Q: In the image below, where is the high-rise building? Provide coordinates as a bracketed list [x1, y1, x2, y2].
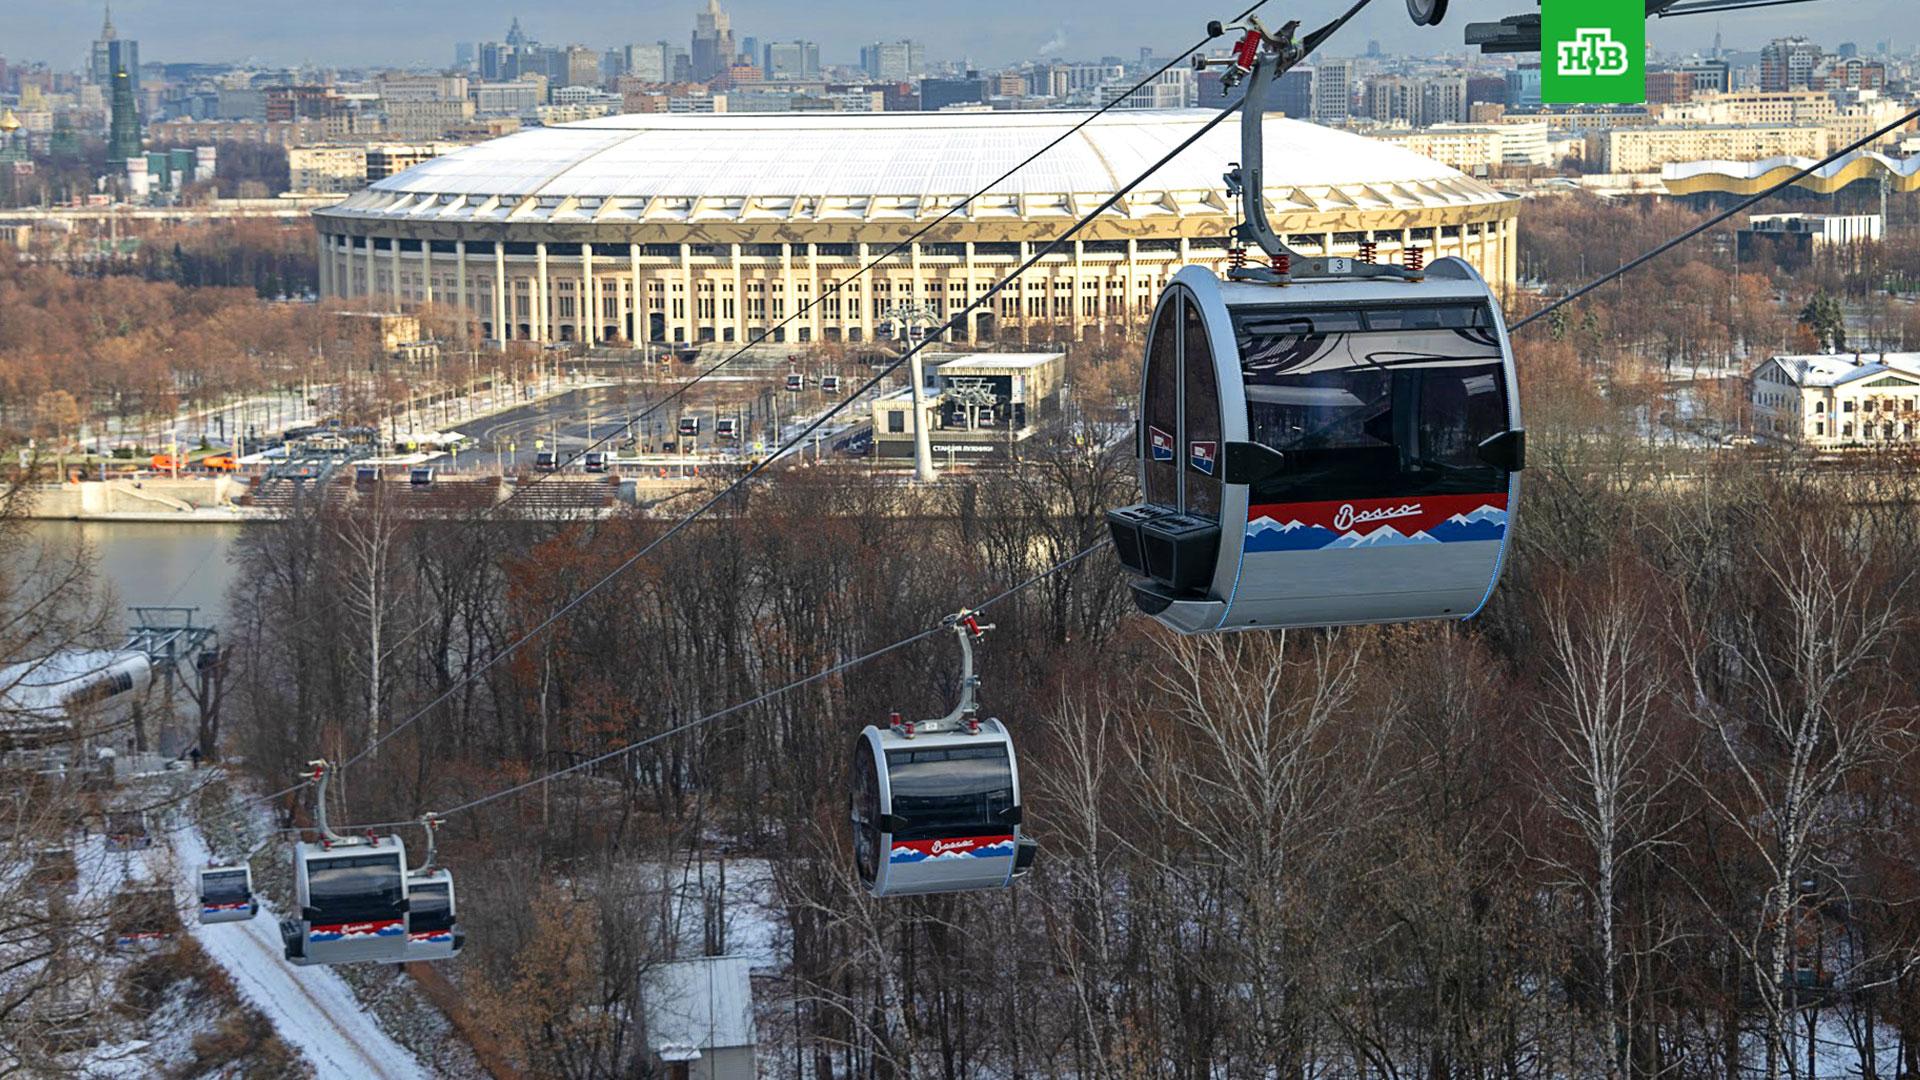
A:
[564, 45, 600, 88]
[1311, 59, 1353, 125]
[764, 41, 820, 80]
[108, 67, 140, 162]
[506, 17, 530, 49]
[1274, 68, 1313, 118]
[691, 0, 735, 82]
[625, 43, 669, 82]
[739, 37, 760, 68]
[1506, 65, 1542, 108]
[90, 7, 139, 99]
[1100, 67, 1192, 110]
[454, 43, 476, 70]
[1760, 37, 1822, 91]
[921, 72, 986, 111]
[1681, 58, 1733, 95]
[861, 41, 926, 82]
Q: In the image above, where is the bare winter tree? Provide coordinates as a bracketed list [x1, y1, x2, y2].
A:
[1680, 513, 1916, 1080]
[1530, 556, 1682, 1080]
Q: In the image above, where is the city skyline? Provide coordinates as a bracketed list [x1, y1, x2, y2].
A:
[8, 0, 1920, 72]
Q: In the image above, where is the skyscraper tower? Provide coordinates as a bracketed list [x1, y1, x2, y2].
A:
[506, 16, 529, 49]
[108, 67, 141, 163]
[90, 6, 140, 98]
[691, 0, 734, 82]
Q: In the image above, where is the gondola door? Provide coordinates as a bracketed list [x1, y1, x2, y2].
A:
[1123, 286, 1228, 595]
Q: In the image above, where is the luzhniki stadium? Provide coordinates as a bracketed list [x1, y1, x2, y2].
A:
[312, 109, 1519, 346]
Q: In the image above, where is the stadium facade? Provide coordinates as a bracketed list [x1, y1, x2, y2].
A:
[312, 110, 1519, 346]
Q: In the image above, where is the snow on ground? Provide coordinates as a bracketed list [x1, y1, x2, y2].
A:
[656, 857, 784, 972]
[174, 827, 430, 1080]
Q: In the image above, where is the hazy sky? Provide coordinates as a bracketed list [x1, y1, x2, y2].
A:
[9, 0, 1917, 71]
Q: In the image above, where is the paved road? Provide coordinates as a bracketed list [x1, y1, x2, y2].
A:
[462, 380, 851, 468]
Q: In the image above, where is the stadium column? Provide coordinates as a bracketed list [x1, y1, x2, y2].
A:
[629, 243, 642, 345]
[535, 242, 549, 343]
[318, 235, 332, 298]
[678, 243, 694, 346]
[1075, 239, 1089, 341]
[420, 240, 433, 305]
[806, 244, 820, 345]
[455, 241, 468, 331]
[389, 236, 401, 306]
[963, 242, 977, 342]
[1015, 242, 1028, 345]
[582, 243, 596, 345]
[1125, 238, 1138, 333]
[781, 244, 795, 344]
[856, 243, 872, 344]
[492, 242, 506, 345]
[731, 243, 744, 346]
[364, 237, 376, 301]
[907, 240, 922, 341]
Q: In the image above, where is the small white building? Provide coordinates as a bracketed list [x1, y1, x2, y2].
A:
[641, 955, 756, 1080]
[1751, 352, 1920, 447]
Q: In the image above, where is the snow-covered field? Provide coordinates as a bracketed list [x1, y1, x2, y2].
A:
[173, 828, 431, 1080]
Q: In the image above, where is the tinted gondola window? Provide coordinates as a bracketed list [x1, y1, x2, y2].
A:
[409, 882, 455, 933]
[1235, 304, 1509, 505]
[1183, 299, 1222, 520]
[308, 854, 404, 918]
[850, 741, 881, 883]
[202, 870, 250, 902]
[884, 745, 1014, 841]
[1142, 299, 1180, 506]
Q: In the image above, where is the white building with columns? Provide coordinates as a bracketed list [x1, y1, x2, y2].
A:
[1752, 352, 1920, 447]
[311, 110, 1519, 347]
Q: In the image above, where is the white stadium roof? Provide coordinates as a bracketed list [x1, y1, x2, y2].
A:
[322, 110, 1508, 227]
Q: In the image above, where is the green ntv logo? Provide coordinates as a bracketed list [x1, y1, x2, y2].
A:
[1542, 0, 1646, 105]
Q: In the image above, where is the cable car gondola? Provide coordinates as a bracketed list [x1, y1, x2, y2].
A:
[849, 614, 1036, 897]
[109, 887, 179, 950]
[197, 864, 258, 924]
[784, 370, 804, 392]
[402, 815, 464, 962]
[280, 761, 411, 966]
[716, 416, 740, 440]
[821, 374, 841, 394]
[679, 415, 701, 437]
[1106, 19, 1523, 635]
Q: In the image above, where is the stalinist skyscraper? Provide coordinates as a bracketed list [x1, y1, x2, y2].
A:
[690, 0, 734, 82]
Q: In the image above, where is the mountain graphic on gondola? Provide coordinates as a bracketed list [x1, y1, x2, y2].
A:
[1245, 517, 1342, 552]
[1332, 526, 1440, 548]
[1246, 504, 1508, 551]
[889, 837, 1016, 863]
[1426, 506, 1508, 543]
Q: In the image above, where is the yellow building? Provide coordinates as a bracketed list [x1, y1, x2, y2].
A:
[312, 110, 1519, 346]
[1599, 123, 1829, 174]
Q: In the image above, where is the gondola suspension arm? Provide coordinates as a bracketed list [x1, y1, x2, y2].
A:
[305, 759, 350, 847]
[1195, 2, 1420, 286]
[895, 612, 994, 738]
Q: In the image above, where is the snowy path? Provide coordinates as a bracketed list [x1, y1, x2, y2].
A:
[176, 831, 429, 1080]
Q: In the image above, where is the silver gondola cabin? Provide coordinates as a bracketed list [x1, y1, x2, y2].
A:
[849, 615, 1036, 897]
[402, 815, 464, 962]
[280, 762, 411, 966]
[197, 864, 258, 924]
[1106, 18, 1523, 634]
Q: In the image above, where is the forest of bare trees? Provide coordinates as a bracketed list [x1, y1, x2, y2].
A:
[164, 191, 1920, 1078]
[5, 188, 1920, 1076]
